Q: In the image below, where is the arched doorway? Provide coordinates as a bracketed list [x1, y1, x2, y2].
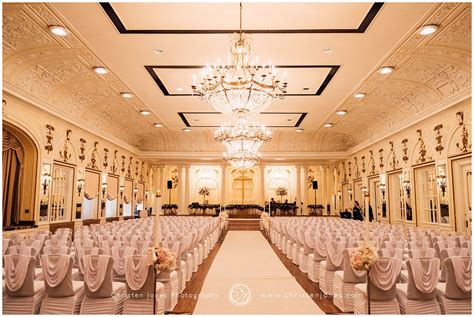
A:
[2, 122, 39, 229]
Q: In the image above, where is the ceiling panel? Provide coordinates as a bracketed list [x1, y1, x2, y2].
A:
[146, 65, 338, 96]
[179, 112, 307, 128]
[104, 2, 377, 32]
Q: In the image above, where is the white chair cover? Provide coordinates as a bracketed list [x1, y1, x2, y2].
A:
[4, 254, 32, 291]
[83, 255, 110, 292]
[408, 258, 439, 293]
[370, 258, 402, 291]
[451, 256, 472, 292]
[125, 255, 151, 291]
[41, 254, 71, 288]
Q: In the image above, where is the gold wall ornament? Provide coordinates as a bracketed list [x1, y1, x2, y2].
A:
[79, 138, 86, 162]
[121, 155, 126, 173]
[2, 99, 6, 116]
[416, 129, 432, 163]
[135, 160, 139, 177]
[45, 124, 55, 154]
[110, 150, 118, 174]
[401, 139, 409, 163]
[455, 111, 471, 153]
[354, 157, 360, 178]
[127, 157, 133, 178]
[369, 150, 376, 175]
[347, 162, 352, 178]
[361, 156, 366, 173]
[434, 124, 445, 154]
[389, 141, 399, 170]
[378, 148, 384, 168]
[89, 141, 99, 169]
[59, 129, 72, 162]
[342, 162, 348, 182]
[103, 148, 109, 168]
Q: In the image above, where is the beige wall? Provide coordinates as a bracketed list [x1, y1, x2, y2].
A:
[336, 99, 472, 232]
[3, 92, 151, 225]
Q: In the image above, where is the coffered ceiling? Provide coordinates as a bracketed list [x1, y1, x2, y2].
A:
[2, 2, 471, 157]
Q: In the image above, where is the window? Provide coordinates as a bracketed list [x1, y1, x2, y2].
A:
[388, 172, 406, 222]
[415, 165, 439, 224]
[50, 164, 74, 222]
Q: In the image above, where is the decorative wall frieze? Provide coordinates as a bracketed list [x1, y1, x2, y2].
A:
[369, 150, 376, 175]
[126, 157, 132, 178]
[103, 148, 109, 168]
[455, 111, 472, 153]
[88, 141, 99, 170]
[434, 124, 445, 154]
[378, 149, 384, 168]
[361, 156, 366, 174]
[389, 141, 399, 170]
[415, 129, 433, 163]
[44, 124, 55, 154]
[121, 155, 126, 173]
[401, 139, 409, 163]
[78, 138, 86, 162]
[59, 129, 72, 162]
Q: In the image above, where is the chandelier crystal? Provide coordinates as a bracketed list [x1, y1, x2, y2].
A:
[191, 3, 287, 116]
[214, 117, 271, 168]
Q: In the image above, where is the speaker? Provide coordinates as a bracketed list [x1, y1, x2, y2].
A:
[312, 181, 318, 190]
[167, 180, 173, 189]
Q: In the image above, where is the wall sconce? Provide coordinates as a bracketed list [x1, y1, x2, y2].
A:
[347, 188, 353, 201]
[436, 173, 447, 197]
[119, 185, 125, 199]
[337, 191, 342, 198]
[77, 178, 85, 196]
[379, 183, 386, 200]
[41, 173, 51, 195]
[133, 187, 138, 199]
[145, 190, 149, 199]
[155, 189, 162, 198]
[101, 182, 107, 199]
[362, 186, 369, 197]
[402, 180, 411, 198]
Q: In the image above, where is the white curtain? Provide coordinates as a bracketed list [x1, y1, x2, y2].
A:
[82, 196, 98, 219]
[106, 198, 117, 218]
[123, 202, 132, 216]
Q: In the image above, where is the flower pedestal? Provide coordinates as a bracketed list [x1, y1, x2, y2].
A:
[367, 268, 371, 315]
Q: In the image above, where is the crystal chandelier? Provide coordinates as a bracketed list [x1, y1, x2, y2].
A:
[191, 2, 287, 116]
[214, 117, 271, 168]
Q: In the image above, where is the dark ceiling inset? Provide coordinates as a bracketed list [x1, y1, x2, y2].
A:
[100, 2, 384, 34]
[145, 65, 340, 97]
[178, 111, 307, 128]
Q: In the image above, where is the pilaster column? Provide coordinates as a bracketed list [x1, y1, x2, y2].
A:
[184, 165, 190, 214]
[177, 165, 184, 214]
[296, 165, 302, 215]
[159, 166, 166, 215]
[321, 166, 328, 213]
[220, 164, 227, 205]
[259, 165, 266, 206]
[302, 166, 309, 215]
[152, 166, 160, 215]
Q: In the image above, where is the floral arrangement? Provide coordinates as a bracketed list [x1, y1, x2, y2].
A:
[261, 212, 270, 231]
[147, 247, 177, 272]
[275, 187, 288, 202]
[198, 187, 210, 203]
[350, 245, 379, 271]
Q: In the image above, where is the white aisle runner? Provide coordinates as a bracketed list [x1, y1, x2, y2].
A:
[194, 231, 325, 314]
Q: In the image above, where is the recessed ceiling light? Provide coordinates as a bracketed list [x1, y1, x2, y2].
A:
[322, 48, 332, 54]
[323, 123, 333, 128]
[176, 88, 183, 92]
[154, 123, 163, 128]
[303, 87, 310, 91]
[194, 119, 200, 122]
[354, 92, 366, 98]
[287, 118, 292, 122]
[336, 110, 347, 116]
[154, 49, 164, 54]
[120, 92, 133, 98]
[140, 110, 151, 116]
[49, 25, 68, 37]
[295, 128, 304, 132]
[183, 128, 191, 132]
[419, 24, 438, 36]
[378, 66, 394, 75]
[93, 66, 108, 75]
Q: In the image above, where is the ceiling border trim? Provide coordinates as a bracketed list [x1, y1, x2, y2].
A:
[145, 65, 340, 97]
[100, 2, 384, 34]
[178, 111, 308, 128]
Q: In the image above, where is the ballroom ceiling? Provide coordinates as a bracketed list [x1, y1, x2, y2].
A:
[2, 2, 471, 155]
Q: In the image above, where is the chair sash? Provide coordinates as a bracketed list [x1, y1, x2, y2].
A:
[125, 255, 151, 291]
[326, 241, 344, 268]
[111, 246, 136, 275]
[83, 255, 110, 292]
[451, 257, 472, 292]
[42, 254, 71, 288]
[4, 254, 32, 291]
[369, 257, 402, 291]
[408, 258, 439, 293]
[409, 248, 435, 258]
[43, 245, 70, 255]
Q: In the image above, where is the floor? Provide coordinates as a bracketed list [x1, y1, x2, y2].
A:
[193, 231, 325, 314]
